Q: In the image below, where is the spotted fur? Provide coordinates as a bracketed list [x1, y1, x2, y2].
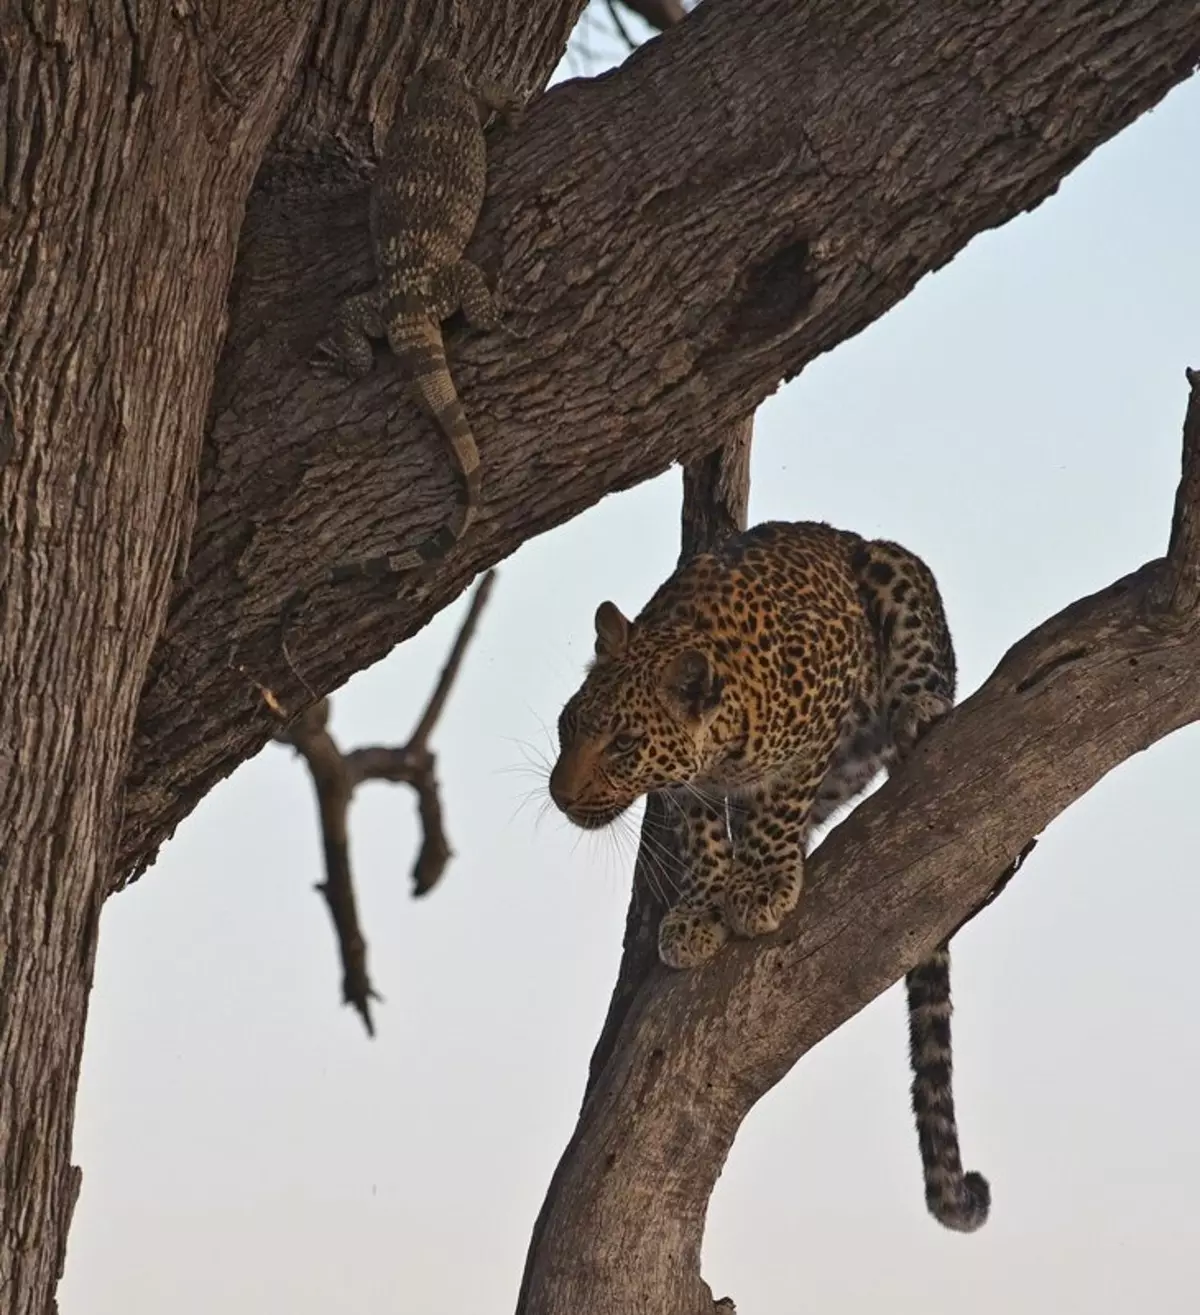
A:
[548, 520, 989, 1233]
[313, 58, 523, 572]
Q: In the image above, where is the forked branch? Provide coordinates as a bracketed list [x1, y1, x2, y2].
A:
[518, 369, 1200, 1315]
[277, 569, 496, 1034]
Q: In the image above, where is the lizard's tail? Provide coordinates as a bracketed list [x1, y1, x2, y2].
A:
[906, 945, 991, 1232]
[388, 315, 481, 572]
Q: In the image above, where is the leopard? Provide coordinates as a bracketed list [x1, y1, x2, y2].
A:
[548, 519, 990, 1233]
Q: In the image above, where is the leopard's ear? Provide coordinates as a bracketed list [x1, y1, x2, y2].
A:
[662, 648, 722, 721]
[594, 601, 630, 661]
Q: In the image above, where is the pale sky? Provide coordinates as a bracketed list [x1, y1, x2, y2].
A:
[60, 30, 1200, 1315]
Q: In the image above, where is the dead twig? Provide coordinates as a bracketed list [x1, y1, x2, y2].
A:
[405, 566, 497, 751]
[605, 0, 638, 49]
[616, 0, 688, 33]
[600, 0, 687, 55]
[277, 569, 497, 1035]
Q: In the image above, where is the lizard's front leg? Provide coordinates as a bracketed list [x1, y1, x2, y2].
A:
[656, 789, 733, 970]
[311, 289, 384, 378]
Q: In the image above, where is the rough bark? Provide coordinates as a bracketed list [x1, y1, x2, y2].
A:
[114, 0, 1200, 891]
[0, 2, 579, 1307]
[0, 5, 321, 1310]
[516, 372, 1200, 1314]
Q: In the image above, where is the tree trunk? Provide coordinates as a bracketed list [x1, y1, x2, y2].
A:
[0, 4, 325, 1309]
[0, 2, 579, 1305]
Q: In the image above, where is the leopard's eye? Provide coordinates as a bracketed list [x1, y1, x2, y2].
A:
[610, 732, 641, 754]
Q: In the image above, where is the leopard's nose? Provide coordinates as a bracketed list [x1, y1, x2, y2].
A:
[548, 761, 576, 811]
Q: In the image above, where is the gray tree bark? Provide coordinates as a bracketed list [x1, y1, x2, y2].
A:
[0, 6, 319, 1308]
[1, 1, 1197, 1311]
[0, 3, 579, 1310]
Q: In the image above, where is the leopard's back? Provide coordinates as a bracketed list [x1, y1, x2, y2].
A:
[633, 520, 954, 815]
[811, 534, 957, 829]
[636, 521, 877, 791]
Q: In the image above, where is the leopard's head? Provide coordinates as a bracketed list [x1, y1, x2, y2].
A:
[548, 600, 725, 829]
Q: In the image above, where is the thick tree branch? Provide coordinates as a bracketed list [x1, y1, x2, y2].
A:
[946, 835, 1038, 943]
[517, 368, 1200, 1315]
[114, 2, 1200, 895]
[276, 570, 496, 1034]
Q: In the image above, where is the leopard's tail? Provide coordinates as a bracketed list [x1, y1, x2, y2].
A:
[386, 311, 480, 571]
[906, 945, 990, 1232]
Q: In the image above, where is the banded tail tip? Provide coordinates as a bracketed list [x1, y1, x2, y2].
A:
[928, 1169, 991, 1233]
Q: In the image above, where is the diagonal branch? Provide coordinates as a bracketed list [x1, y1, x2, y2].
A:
[517, 370, 1200, 1315]
[1149, 367, 1200, 614]
[276, 570, 496, 1034]
[946, 835, 1038, 943]
[519, 417, 752, 1315]
[114, 0, 1200, 890]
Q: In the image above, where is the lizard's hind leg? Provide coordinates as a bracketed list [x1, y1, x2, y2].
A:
[428, 260, 501, 330]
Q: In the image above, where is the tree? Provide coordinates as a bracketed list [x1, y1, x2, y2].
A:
[2, 2, 1199, 1312]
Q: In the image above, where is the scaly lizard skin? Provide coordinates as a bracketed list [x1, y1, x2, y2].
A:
[313, 58, 524, 575]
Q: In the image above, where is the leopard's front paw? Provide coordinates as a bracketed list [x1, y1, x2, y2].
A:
[658, 904, 729, 969]
[890, 691, 953, 758]
[723, 871, 802, 939]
